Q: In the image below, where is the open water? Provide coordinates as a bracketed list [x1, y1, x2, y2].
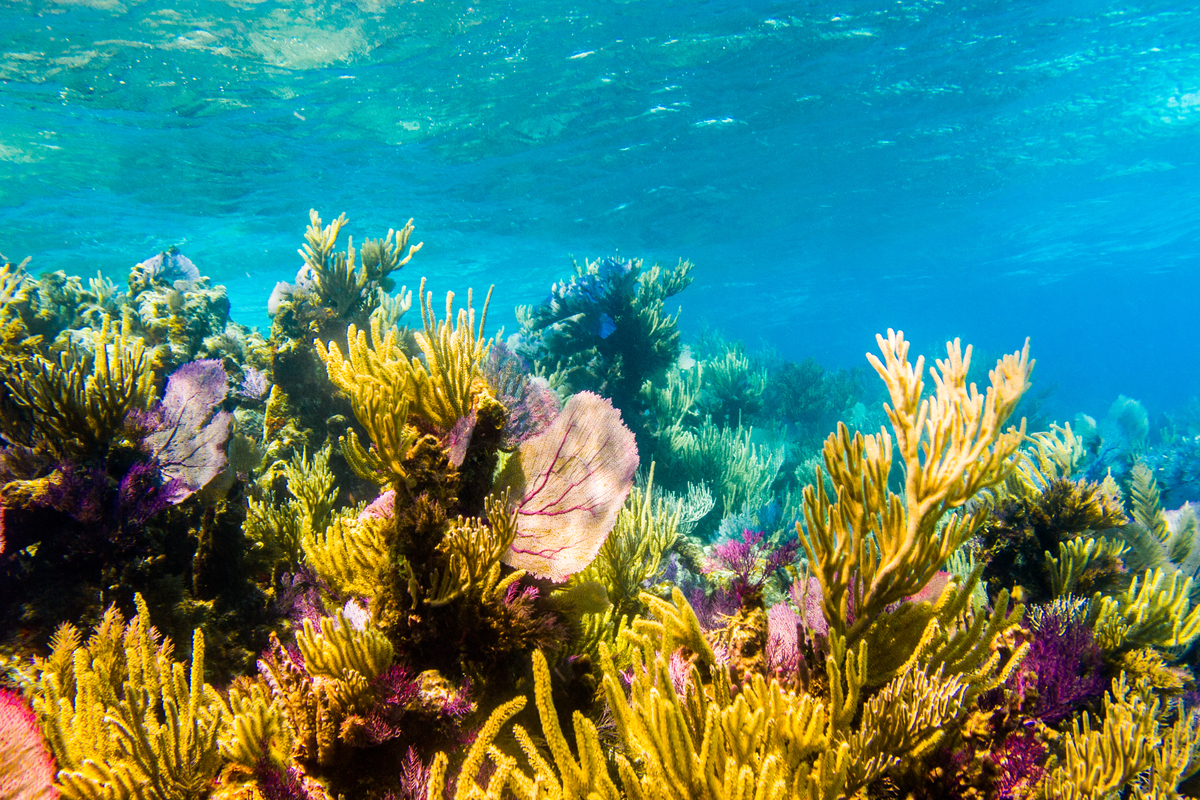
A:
[1, 0, 1198, 419]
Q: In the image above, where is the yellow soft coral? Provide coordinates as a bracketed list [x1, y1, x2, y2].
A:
[800, 330, 1032, 645]
[28, 596, 225, 800]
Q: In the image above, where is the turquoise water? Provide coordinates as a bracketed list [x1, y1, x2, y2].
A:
[2, 0, 1198, 417]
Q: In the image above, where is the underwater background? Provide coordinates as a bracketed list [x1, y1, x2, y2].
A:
[2, 0, 1198, 416]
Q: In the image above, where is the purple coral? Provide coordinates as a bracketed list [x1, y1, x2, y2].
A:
[1015, 601, 1106, 723]
[398, 747, 433, 800]
[990, 726, 1048, 800]
[235, 367, 271, 402]
[787, 577, 829, 636]
[35, 460, 176, 547]
[364, 664, 422, 745]
[483, 341, 561, 449]
[702, 528, 800, 607]
[441, 410, 476, 468]
[141, 359, 233, 503]
[135, 247, 200, 285]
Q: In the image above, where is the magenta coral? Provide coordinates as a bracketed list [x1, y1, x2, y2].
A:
[496, 391, 637, 582]
[0, 687, 58, 800]
[702, 528, 800, 607]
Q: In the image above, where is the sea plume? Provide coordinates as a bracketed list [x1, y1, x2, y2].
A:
[496, 391, 637, 581]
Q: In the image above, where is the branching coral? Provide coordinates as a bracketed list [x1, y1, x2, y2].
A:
[980, 474, 1128, 603]
[316, 277, 494, 488]
[571, 464, 681, 661]
[1131, 462, 1170, 543]
[2, 316, 154, 460]
[427, 491, 521, 606]
[516, 255, 693, 435]
[1045, 534, 1128, 599]
[28, 596, 225, 800]
[800, 330, 1033, 646]
[1040, 674, 1200, 800]
[293, 210, 422, 323]
[434, 589, 985, 800]
[667, 417, 784, 521]
[1093, 567, 1200, 651]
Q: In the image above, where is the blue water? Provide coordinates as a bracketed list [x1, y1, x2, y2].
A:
[2, 0, 1198, 420]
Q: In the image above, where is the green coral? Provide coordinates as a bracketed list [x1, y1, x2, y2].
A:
[516, 255, 693, 437]
[571, 464, 681, 662]
[1093, 567, 1200, 651]
[28, 596, 225, 800]
[1131, 462, 1170, 543]
[296, 209, 421, 324]
[1045, 535, 1129, 598]
[244, 446, 339, 576]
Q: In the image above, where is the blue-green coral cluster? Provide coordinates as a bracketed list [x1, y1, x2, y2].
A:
[3, 224, 1200, 800]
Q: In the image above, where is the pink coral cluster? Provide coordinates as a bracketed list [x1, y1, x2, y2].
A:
[0, 687, 58, 800]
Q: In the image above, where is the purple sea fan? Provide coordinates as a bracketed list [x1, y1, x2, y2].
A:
[495, 391, 637, 582]
[483, 341, 561, 449]
[0, 687, 59, 800]
[134, 246, 200, 286]
[990, 727, 1048, 800]
[235, 367, 271, 402]
[141, 359, 233, 503]
[1016, 600, 1106, 723]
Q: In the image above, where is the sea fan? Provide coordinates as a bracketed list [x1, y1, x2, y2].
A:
[141, 359, 233, 502]
[496, 391, 637, 582]
[0, 687, 58, 800]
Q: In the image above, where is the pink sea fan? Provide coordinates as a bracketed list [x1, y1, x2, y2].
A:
[766, 603, 801, 676]
[496, 391, 637, 582]
[0, 687, 58, 800]
[360, 489, 396, 520]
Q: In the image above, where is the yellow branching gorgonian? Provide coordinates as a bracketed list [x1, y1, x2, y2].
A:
[433, 589, 978, 800]
[28, 595, 225, 800]
[800, 330, 1033, 645]
[298, 209, 422, 318]
[3, 315, 154, 458]
[317, 278, 493, 485]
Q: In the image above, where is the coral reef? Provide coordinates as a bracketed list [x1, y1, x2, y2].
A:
[10, 216, 1200, 800]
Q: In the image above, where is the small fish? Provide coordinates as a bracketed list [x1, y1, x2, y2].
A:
[596, 312, 616, 339]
